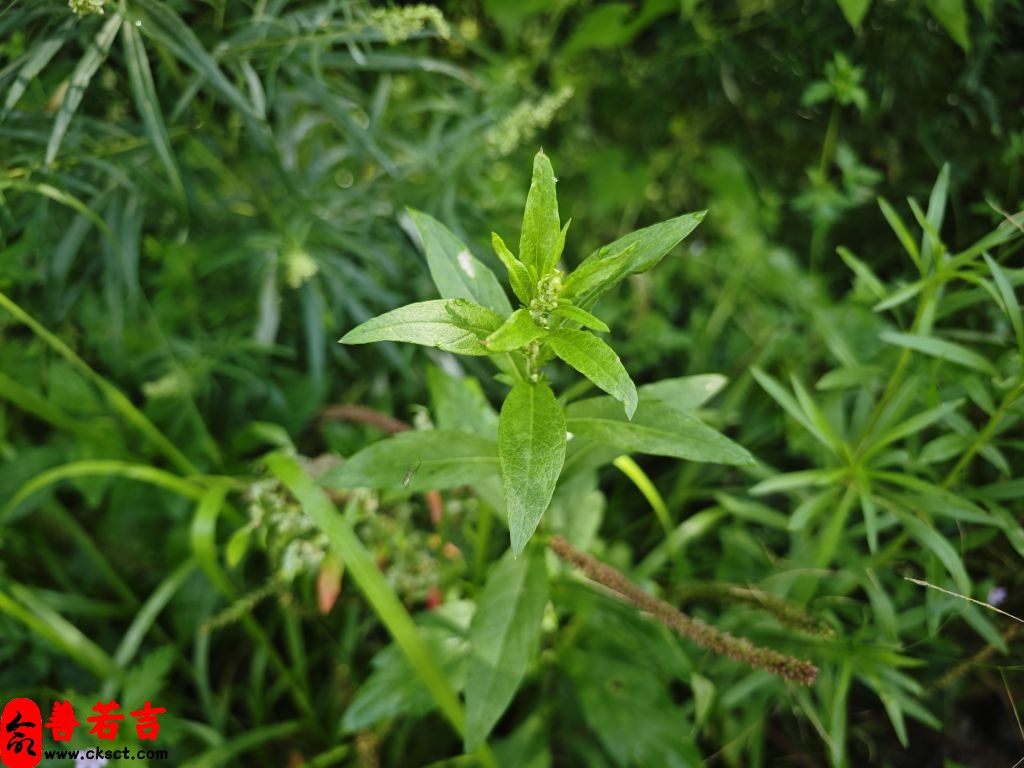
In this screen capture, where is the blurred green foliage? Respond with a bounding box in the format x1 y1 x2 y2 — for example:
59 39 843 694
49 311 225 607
1 0 1022 766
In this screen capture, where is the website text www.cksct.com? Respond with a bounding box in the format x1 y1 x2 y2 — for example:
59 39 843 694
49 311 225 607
42 747 169 761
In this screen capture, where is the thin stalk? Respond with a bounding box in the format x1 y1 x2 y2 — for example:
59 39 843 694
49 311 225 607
549 536 817 685
942 378 1024 488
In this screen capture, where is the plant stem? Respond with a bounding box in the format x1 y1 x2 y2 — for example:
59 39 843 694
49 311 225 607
942 377 1024 488
549 536 818 685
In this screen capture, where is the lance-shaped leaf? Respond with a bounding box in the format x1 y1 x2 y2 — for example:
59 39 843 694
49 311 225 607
499 380 566 555
638 374 727 412
566 397 754 466
548 329 637 419
519 151 560 276
483 309 546 352
564 211 705 309
465 547 549 750
879 330 997 376
551 302 609 332
407 209 512 316
340 299 503 356
492 232 534 305
319 430 497 491
543 219 571 276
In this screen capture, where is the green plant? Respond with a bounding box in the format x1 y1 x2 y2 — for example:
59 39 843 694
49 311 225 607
330 150 823 751
336 150 751 552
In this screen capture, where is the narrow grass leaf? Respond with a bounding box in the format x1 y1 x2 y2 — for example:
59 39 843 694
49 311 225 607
894 511 971 593
46 14 121 165
122 19 185 202
3 18 72 114
877 198 922 273
0 290 197 473
983 253 1023 353
135 0 259 120
2 460 204 523
265 453 469 738
751 367 834 451
0 582 119 680
879 330 997 375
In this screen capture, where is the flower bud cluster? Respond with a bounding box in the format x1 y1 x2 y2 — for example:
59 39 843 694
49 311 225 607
529 271 563 327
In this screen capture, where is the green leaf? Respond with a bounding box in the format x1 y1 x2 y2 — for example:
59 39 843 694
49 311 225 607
407 209 513 315
483 309 547 352
491 232 534 305
564 211 705 309
340 299 503 356
638 374 727 412
544 219 572 275
836 0 872 28
983 254 1024 354
46 14 121 166
135 0 261 120
343 613 471 731
548 329 637 418
427 367 499 438
265 454 468 736
551 302 610 332
465 547 549 750
877 198 922 273
925 0 970 51
863 399 964 460
879 330 997 375
566 398 754 466
498 380 567 555
319 430 498 491
751 367 835 452
838 246 886 300
519 151 561 276
893 510 971 593
123 19 185 203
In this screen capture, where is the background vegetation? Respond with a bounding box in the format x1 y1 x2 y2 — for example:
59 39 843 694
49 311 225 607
1 0 1022 765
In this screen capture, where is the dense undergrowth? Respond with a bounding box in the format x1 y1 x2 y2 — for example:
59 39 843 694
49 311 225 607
1 1 1023 766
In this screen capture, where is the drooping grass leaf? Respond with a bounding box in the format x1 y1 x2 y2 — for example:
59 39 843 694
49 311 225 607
122 18 185 202
265 453 469 738
46 13 121 165
879 330 997 375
